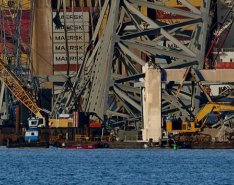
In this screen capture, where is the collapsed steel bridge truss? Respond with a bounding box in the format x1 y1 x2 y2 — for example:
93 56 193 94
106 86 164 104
52 0 234 126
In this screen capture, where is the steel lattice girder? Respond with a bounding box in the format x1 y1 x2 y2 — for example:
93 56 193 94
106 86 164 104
52 0 214 123
0 0 34 84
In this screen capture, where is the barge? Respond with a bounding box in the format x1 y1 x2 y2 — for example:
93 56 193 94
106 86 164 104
177 141 234 149
6 141 49 148
61 141 109 149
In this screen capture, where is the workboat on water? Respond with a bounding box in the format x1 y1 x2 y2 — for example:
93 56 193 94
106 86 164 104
6 141 49 148
62 142 109 149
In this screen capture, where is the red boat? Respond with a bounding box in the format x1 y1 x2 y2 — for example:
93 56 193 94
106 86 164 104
81 143 99 149
63 142 100 149
64 145 82 149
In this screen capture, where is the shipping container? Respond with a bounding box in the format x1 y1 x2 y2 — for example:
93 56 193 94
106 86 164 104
0 10 32 49
52 9 90 77
0 0 31 10
53 64 80 71
162 0 202 7
155 0 202 30
216 62 234 69
53 53 84 65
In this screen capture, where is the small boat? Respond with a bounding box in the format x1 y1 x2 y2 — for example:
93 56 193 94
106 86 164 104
63 141 109 149
81 143 99 149
63 144 82 149
62 142 103 149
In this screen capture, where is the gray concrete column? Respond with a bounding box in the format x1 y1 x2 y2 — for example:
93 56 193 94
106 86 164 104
143 67 162 142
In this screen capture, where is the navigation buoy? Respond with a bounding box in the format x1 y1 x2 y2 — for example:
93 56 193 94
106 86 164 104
173 144 177 150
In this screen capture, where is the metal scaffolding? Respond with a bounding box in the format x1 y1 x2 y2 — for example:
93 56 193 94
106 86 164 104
0 0 35 122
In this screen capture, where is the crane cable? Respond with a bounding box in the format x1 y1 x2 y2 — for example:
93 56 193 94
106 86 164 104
71 0 86 75
62 0 70 76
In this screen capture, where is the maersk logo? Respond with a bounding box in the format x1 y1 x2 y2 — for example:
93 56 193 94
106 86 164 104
53 24 89 32
54 45 84 51
60 14 84 20
54 25 87 30
53 54 84 65
55 55 84 62
54 35 84 41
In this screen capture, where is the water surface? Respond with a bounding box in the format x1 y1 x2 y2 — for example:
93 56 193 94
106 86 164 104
0 147 234 185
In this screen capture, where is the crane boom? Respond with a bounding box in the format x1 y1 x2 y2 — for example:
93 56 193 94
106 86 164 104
166 102 234 133
195 102 234 126
0 59 43 118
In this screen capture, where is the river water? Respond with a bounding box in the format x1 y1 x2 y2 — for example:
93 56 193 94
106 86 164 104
0 147 234 185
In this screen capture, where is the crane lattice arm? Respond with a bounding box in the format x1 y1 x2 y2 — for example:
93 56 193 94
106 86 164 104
0 59 43 118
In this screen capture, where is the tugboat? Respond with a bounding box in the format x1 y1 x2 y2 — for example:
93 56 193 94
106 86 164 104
6 118 49 148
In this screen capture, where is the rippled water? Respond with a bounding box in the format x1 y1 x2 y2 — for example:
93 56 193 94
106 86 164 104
0 147 234 185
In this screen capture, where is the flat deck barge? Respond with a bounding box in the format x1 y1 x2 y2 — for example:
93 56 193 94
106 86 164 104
6 142 49 148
